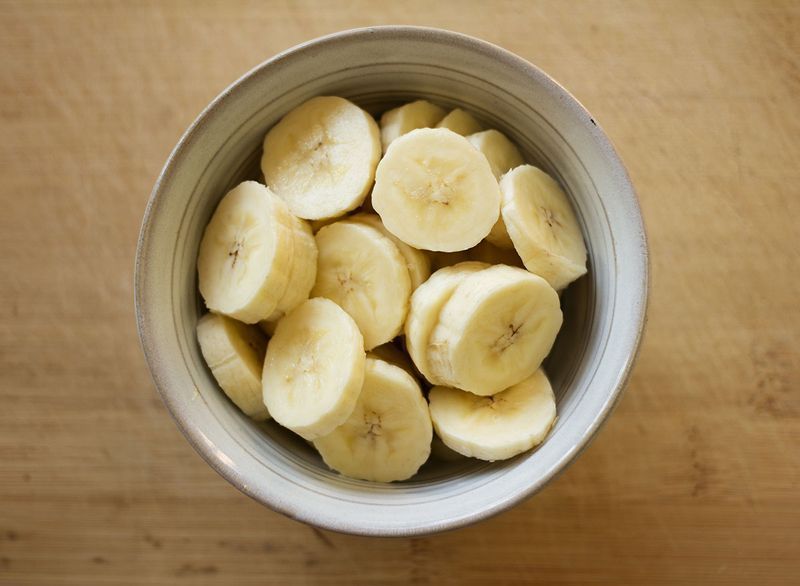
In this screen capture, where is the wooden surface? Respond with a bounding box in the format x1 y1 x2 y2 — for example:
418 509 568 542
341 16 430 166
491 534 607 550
1 1 798 584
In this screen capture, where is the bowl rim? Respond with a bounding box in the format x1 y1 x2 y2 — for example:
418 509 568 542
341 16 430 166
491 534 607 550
135 25 649 536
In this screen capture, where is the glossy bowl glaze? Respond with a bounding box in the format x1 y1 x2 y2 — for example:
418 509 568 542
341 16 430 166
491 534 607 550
135 26 648 536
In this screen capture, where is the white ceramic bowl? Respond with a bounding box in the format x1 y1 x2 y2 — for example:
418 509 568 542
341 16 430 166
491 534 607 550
135 26 648 536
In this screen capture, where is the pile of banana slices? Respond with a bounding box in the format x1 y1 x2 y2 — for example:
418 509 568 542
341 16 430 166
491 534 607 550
195 96 587 482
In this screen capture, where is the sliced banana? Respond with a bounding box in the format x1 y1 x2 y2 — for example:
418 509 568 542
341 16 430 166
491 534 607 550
311 221 411 350
350 213 431 289
313 357 432 482
197 181 294 324
429 369 557 461
428 264 562 396
468 240 524 268
467 129 526 250
262 298 365 440
261 96 381 220
430 435 466 462
485 217 516 250
500 165 587 290
405 262 489 385
380 99 446 151
467 129 525 180
436 108 483 136
265 215 318 321
373 128 500 252
197 312 269 420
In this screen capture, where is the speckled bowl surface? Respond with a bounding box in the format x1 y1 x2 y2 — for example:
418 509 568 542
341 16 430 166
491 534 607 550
135 26 648 536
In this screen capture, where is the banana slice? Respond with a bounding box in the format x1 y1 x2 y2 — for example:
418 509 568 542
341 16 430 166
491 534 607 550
428 265 562 396
467 129 525 180
373 128 501 252
197 312 269 420
429 369 557 461
380 99 446 151
313 357 432 482
500 165 588 290
261 96 381 220
430 435 465 462
485 218 516 250
467 129 526 250
405 262 489 385
262 298 365 440
197 181 294 324
468 240 524 268
350 213 431 289
436 108 483 136
265 215 318 321
311 221 411 350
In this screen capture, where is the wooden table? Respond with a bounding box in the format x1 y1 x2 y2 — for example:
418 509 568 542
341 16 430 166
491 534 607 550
1 1 798 584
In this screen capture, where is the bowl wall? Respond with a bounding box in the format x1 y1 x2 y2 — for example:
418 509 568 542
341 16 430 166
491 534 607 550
135 26 647 536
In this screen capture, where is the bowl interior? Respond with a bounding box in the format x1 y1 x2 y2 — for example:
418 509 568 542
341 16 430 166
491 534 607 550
137 27 645 535
204 92 595 482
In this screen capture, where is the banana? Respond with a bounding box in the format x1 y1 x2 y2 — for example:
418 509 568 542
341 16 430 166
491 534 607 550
430 435 466 462
313 356 432 482
428 264 562 396
262 297 365 440
467 129 526 250
265 215 318 321
372 128 501 252
467 129 525 180
254 216 318 334
261 96 381 220
196 312 270 420
311 221 411 350
405 262 489 385
468 240 524 268
500 165 587 290
350 213 431 289
435 108 483 136
380 99 446 151
485 218 516 250
197 181 294 324
428 369 557 461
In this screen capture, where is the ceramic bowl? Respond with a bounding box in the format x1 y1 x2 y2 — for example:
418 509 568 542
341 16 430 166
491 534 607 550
135 26 648 536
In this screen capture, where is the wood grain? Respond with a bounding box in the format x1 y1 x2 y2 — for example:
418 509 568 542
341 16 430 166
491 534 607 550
1 1 798 584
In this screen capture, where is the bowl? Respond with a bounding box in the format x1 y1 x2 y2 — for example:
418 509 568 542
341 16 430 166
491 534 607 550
135 26 648 536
